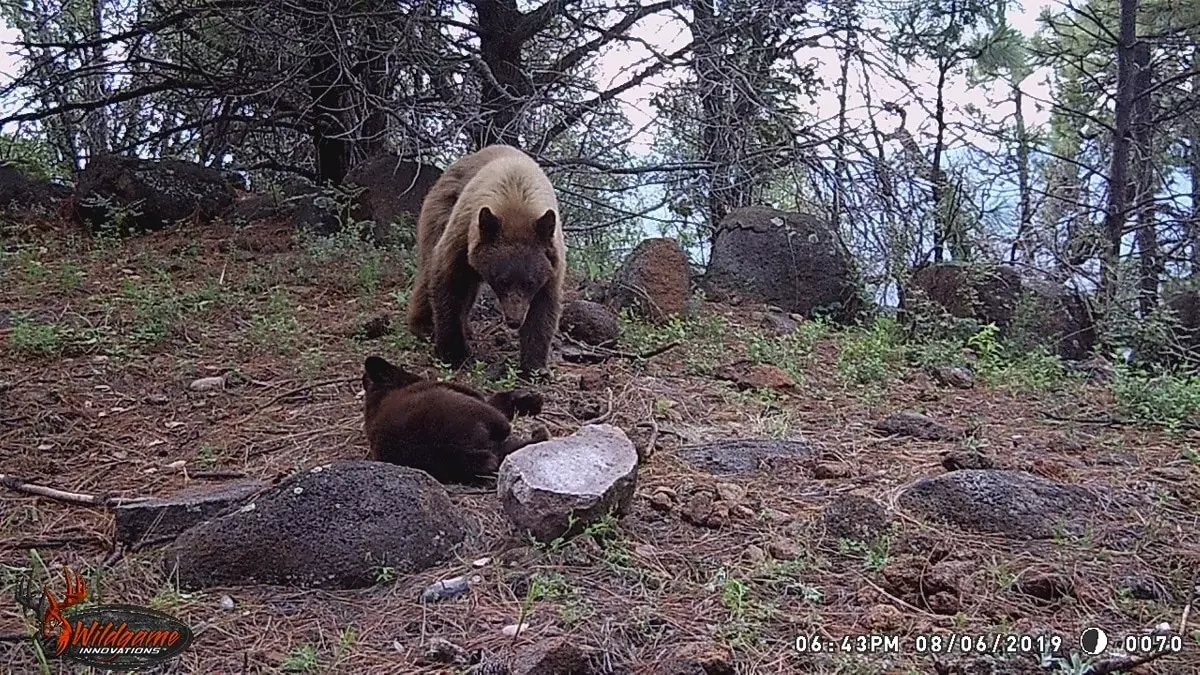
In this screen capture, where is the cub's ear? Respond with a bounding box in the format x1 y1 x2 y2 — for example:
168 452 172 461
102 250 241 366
479 207 502 243
363 356 419 389
535 209 556 241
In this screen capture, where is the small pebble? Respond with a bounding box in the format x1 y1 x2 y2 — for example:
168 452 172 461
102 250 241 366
189 375 227 392
420 575 471 603
501 622 530 637
219 596 235 611
472 557 491 568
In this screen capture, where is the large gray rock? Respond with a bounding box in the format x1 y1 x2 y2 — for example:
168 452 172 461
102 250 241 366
0 163 70 214
163 460 468 589
74 155 236 234
902 263 1096 360
703 207 862 322
114 479 266 546
897 469 1097 539
344 155 442 245
497 424 638 543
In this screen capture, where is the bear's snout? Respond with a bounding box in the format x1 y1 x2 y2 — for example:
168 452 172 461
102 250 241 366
498 295 530 329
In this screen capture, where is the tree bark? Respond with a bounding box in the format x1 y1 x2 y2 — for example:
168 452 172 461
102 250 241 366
1098 0 1139 312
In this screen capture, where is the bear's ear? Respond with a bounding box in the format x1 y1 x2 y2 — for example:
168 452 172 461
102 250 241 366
535 209 556 241
478 207 502 243
364 356 419 389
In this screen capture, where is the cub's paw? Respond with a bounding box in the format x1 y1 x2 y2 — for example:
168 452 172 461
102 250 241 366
529 423 551 443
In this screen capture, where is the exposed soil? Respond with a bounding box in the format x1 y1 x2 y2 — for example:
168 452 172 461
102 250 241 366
1 220 1197 674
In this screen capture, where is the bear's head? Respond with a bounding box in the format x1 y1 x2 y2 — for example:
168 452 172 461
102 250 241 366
469 205 558 329
362 356 422 416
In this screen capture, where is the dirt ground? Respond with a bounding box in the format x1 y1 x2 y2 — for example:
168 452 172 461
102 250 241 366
1 219 1198 674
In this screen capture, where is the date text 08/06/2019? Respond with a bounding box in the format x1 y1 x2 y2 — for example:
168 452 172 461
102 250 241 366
793 633 1066 655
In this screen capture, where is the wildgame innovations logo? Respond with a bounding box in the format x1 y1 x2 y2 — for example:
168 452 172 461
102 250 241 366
14 567 195 670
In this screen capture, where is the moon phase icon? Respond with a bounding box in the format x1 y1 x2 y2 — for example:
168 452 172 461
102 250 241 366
1080 627 1108 655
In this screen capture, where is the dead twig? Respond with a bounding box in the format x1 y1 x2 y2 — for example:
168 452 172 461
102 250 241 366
563 334 681 362
583 388 616 426
0 474 150 507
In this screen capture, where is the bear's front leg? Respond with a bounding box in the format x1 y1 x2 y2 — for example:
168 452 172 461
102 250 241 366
517 283 561 377
431 270 478 369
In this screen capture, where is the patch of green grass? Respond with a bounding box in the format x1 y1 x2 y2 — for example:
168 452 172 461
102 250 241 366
280 644 320 673
9 312 66 355
617 310 732 375
1112 365 1200 428
742 320 829 381
835 318 905 384
248 288 303 354
837 537 891 573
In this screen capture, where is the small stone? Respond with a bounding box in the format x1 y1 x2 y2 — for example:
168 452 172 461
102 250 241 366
91 355 109 365
812 462 851 479
502 623 531 637
715 482 746 505
219 595 235 611
472 557 491 568
570 400 602 421
420 574 471 603
863 604 904 631
744 545 766 563
419 638 470 666
767 539 802 560
578 371 609 392
715 361 796 391
873 411 958 441
760 508 794 524
510 637 592 675
559 300 619 346
189 375 227 392
760 312 797 335
929 365 974 389
942 450 994 471
166 460 186 470
733 505 755 519
649 492 674 512
352 313 391 341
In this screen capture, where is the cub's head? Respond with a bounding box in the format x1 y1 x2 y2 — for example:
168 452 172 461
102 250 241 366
362 356 422 414
469 205 559 329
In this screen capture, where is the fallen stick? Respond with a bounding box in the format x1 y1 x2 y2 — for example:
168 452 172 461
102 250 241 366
0 475 150 507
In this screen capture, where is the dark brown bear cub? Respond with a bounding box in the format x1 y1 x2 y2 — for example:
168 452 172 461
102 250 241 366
406 144 566 377
361 356 546 484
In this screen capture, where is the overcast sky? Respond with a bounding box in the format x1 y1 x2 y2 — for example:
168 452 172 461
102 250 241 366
0 0 1056 158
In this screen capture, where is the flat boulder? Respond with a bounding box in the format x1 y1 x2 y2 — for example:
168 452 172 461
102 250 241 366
114 479 266 546
897 469 1097 539
606 238 691 323
703 207 862 322
677 439 812 475
163 460 468 589
872 412 958 441
74 155 236 234
497 424 638 543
